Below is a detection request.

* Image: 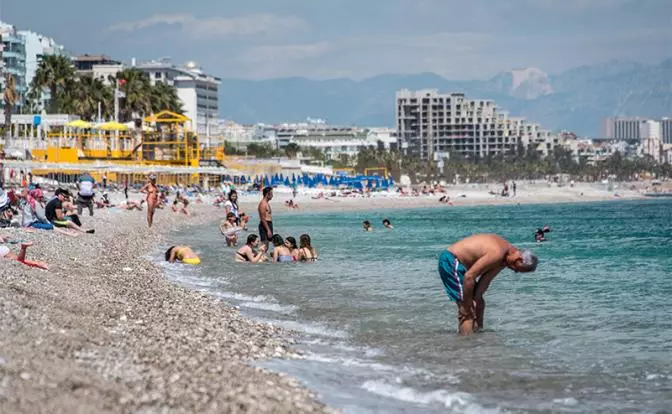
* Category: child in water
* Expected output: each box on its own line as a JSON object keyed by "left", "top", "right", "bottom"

{"left": 382, "top": 218, "right": 394, "bottom": 229}
{"left": 220, "top": 212, "right": 240, "bottom": 247}
{"left": 362, "top": 220, "right": 373, "bottom": 232}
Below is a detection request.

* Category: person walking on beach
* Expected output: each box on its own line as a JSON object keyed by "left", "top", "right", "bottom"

{"left": 438, "top": 234, "right": 538, "bottom": 335}
{"left": 141, "top": 175, "right": 159, "bottom": 228}
{"left": 258, "top": 187, "right": 273, "bottom": 248}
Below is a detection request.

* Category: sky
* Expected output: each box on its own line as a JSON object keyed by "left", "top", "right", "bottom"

{"left": 5, "top": 0, "right": 672, "bottom": 80}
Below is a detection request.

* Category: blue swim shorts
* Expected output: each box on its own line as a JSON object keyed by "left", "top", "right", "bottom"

{"left": 438, "top": 250, "right": 467, "bottom": 302}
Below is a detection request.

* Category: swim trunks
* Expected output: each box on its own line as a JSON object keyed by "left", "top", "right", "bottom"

{"left": 181, "top": 258, "right": 201, "bottom": 265}
{"left": 438, "top": 250, "right": 468, "bottom": 302}
{"left": 51, "top": 220, "right": 69, "bottom": 228}
{"left": 259, "top": 221, "right": 273, "bottom": 242}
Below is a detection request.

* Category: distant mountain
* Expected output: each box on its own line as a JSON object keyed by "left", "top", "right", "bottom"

{"left": 219, "top": 59, "right": 672, "bottom": 136}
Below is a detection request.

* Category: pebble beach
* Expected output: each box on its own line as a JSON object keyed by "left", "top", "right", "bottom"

{"left": 0, "top": 202, "right": 330, "bottom": 413}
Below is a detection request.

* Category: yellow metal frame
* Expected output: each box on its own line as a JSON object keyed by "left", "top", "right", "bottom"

{"left": 364, "top": 167, "right": 388, "bottom": 178}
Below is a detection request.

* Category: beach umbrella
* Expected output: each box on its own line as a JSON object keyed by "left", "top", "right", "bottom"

{"left": 66, "top": 119, "right": 92, "bottom": 128}
{"left": 97, "top": 121, "right": 129, "bottom": 131}
{"left": 264, "top": 176, "right": 270, "bottom": 188}
{"left": 292, "top": 173, "right": 296, "bottom": 183}
{"left": 284, "top": 177, "right": 290, "bottom": 186}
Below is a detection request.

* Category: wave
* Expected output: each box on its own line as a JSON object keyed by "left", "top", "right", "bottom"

{"left": 361, "top": 380, "right": 497, "bottom": 413}
{"left": 239, "top": 301, "right": 298, "bottom": 314}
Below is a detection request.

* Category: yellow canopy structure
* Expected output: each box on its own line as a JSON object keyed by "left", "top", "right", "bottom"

{"left": 66, "top": 119, "right": 92, "bottom": 128}
{"left": 97, "top": 121, "right": 129, "bottom": 131}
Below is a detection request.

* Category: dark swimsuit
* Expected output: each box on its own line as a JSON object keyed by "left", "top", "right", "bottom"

{"left": 236, "top": 251, "right": 251, "bottom": 262}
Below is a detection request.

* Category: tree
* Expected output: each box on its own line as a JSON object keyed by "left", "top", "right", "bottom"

{"left": 150, "top": 81, "right": 184, "bottom": 114}
{"left": 29, "top": 55, "right": 75, "bottom": 113}
{"left": 62, "top": 76, "right": 113, "bottom": 121}
{"left": 3, "top": 74, "right": 18, "bottom": 135}
{"left": 115, "top": 69, "right": 152, "bottom": 122}
{"left": 284, "top": 142, "right": 301, "bottom": 159}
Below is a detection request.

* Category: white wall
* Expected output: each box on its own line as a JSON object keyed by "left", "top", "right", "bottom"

{"left": 176, "top": 81, "right": 197, "bottom": 127}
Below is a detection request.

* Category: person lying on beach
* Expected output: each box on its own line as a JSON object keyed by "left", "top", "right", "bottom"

{"left": 0, "top": 240, "right": 49, "bottom": 269}
{"left": 165, "top": 245, "right": 201, "bottom": 265}
{"left": 119, "top": 200, "right": 144, "bottom": 211}
{"left": 235, "top": 234, "right": 268, "bottom": 263}
{"left": 298, "top": 234, "right": 318, "bottom": 262}
{"left": 438, "top": 234, "right": 538, "bottom": 335}
{"left": 172, "top": 198, "right": 189, "bottom": 215}
{"left": 439, "top": 195, "right": 453, "bottom": 205}
{"left": 284, "top": 236, "right": 300, "bottom": 260}
{"left": 362, "top": 220, "right": 373, "bottom": 232}
{"left": 220, "top": 212, "right": 240, "bottom": 247}
{"left": 382, "top": 218, "right": 394, "bottom": 229}
{"left": 271, "top": 234, "right": 295, "bottom": 263}
{"left": 45, "top": 189, "right": 95, "bottom": 234}
{"left": 95, "top": 193, "right": 116, "bottom": 209}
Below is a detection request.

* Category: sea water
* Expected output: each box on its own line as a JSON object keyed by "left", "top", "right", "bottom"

{"left": 160, "top": 199, "right": 672, "bottom": 413}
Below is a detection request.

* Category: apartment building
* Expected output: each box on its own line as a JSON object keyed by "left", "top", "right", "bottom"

{"left": 396, "top": 89, "right": 560, "bottom": 161}
{"left": 135, "top": 59, "right": 220, "bottom": 139}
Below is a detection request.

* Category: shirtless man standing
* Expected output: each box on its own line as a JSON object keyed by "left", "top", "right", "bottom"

{"left": 257, "top": 187, "right": 273, "bottom": 248}
{"left": 140, "top": 175, "right": 159, "bottom": 228}
{"left": 438, "top": 234, "right": 538, "bottom": 335}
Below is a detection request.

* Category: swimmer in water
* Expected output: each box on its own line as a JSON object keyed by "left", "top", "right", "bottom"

{"left": 382, "top": 218, "right": 394, "bottom": 229}
{"left": 437, "top": 234, "right": 538, "bottom": 335}
{"left": 165, "top": 245, "right": 201, "bottom": 265}
{"left": 534, "top": 225, "right": 551, "bottom": 242}
{"left": 362, "top": 220, "right": 373, "bottom": 232}
{"left": 235, "top": 234, "right": 268, "bottom": 263}
{"left": 271, "top": 234, "right": 294, "bottom": 263}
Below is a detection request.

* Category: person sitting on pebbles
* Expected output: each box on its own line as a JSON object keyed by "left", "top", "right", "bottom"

{"left": 0, "top": 238, "right": 49, "bottom": 269}
{"left": 165, "top": 245, "right": 201, "bottom": 265}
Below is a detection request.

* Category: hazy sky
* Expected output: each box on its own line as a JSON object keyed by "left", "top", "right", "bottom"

{"left": 6, "top": 0, "right": 672, "bottom": 80}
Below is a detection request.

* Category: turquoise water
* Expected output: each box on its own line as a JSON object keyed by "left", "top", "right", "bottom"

{"left": 163, "top": 200, "right": 672, "bottom": 413}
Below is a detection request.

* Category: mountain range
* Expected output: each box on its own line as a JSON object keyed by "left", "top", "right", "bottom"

{"left": 218, "top": 59, "right": 672, "bottom": 137}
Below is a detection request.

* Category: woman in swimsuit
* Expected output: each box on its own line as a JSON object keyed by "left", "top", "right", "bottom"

{"left": 165, "top": 245, "right": 201, "bottom": 265}
{"left": 284, "top": 236, "right": 300, "bottom": 261}
{"left": 271, "top": 234, "right": 295, "bottom": 263}
{"left": 298, "top": 234, "right": 318, "bottom": 262}
{"left": 140, "top": 175, "right": 159, "bottom": 228}
{"left": 235, "top": 234, "right": 267, "bottom": 263}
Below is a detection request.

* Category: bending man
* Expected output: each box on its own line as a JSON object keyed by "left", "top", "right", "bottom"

{"left": 438, "top": 234, "right": 538, "bottom": 335}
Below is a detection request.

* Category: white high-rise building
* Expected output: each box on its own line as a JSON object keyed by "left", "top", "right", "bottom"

{"left": 135, "top": 59, "right": 220, "bottom": 140}
{"left": 396, "top": 89, "right": 560, "bottom": 160}
{"left": 18, "top": 30, "right": 68, "bottom": 89}
{"left": 660, "top": 118, "right": 672, "bottom": 145}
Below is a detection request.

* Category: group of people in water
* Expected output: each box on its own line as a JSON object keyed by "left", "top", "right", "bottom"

{"left": 362, "top": 218, "right": 394, "bottom": 231}
{"left": 159, "top": 182, "right": 543, "bottom": 337}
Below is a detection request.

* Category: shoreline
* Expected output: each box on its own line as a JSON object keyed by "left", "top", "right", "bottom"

{"left": 0, "top": 204, "right": 330, "bottom": 413}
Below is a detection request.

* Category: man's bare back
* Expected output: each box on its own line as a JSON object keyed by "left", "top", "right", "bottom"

{"left": 448, "top": 234, "right": 512, "bottom": 270}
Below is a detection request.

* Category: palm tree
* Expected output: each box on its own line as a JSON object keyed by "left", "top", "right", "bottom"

{"left": 3, "top": 73, "right": 19, "bottom": 137}
{"left": 29, "top": 55, "right": 75, "bottom": 113}
{"left": 150, "top": 81, "right": 184, "bottom": 114}
{"left": 115, "top": 69, "right": 152, "bottom": 122}
{"left": 63, "top": 76, "right": 113, "bottom": 121}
